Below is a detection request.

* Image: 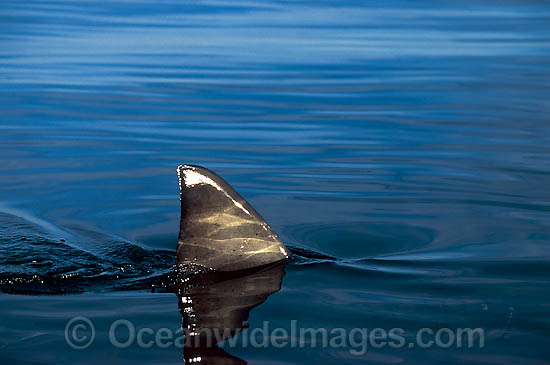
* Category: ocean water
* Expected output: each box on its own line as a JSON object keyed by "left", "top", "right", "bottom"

{"left": 1, "top": 0, "right": 550, "bottom": 363}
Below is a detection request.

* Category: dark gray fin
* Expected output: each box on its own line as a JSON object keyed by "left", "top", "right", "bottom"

{"left": 176, "top": 164, "right": 290, "bottom": 271}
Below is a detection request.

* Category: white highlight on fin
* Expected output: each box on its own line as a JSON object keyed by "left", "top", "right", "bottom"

{"left": 178, "top": 165, "right": 251, "bottom": 215}
{"left": 180, "top": 168, "right": 215, "bottom": 187}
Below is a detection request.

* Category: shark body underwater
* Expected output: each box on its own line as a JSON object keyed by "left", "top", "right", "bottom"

{"left": 0, "top": 165, "right": 299, "bottom": 362}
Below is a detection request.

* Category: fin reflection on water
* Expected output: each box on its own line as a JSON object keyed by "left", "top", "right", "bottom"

{"left": 176, "top": 263, "right": 286, "bottom": 364}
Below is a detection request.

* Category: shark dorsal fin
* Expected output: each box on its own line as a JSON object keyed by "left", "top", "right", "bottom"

{"left": 176, "top": 165, "right": 290, "bottom": 271}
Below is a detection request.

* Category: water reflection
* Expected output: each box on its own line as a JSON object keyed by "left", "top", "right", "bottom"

{"left": 175, "top": 263, "right": 286, "bottom": 364}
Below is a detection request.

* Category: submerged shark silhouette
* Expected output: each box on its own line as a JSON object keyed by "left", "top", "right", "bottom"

{"left": 176, "top": 263, "right": 286, "bottom": 364}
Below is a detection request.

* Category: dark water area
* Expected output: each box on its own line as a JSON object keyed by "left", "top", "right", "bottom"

{"left": 1, "top": 0, "right": 550, "bottom": 363}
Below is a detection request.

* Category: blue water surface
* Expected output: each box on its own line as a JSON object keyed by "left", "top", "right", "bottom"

{"left": 1, "top": 0, "right": 550, "bottom": 363}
